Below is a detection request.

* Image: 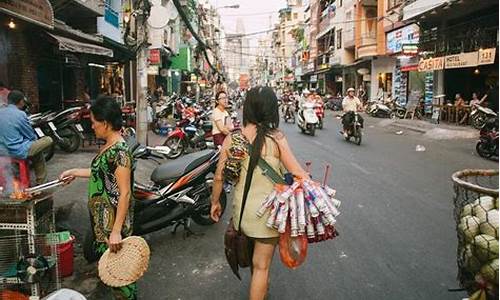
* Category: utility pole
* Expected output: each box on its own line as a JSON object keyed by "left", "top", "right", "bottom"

{"left": 135, "top": 5, "right": 150, "bottom": 146}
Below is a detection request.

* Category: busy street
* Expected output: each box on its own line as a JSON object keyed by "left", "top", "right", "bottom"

{"left": 43, "top": 114, "right": 496, "bottom": 300}
{"left": 0, "top": 0, "right": 499, "bottom": 300}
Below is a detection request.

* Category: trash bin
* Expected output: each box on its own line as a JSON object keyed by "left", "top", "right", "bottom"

{"left": 47, "top": 232, "right": 75, "bottom": 278}
{"left": 56, "top": 235, "right": 75, "bottom": 278}
{"left": 452, "top": 169, "right": 499, "bottom": 299}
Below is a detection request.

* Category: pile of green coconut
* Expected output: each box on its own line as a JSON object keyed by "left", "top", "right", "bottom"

{"left": 458, "top": 195, "right": 499, "bottom": 295}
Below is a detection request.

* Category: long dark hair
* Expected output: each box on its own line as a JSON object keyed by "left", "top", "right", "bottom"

{"left": 242, "top": 86, "right": 280, "bottom": 191}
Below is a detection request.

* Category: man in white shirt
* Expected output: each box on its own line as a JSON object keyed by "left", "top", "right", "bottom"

{"left": 341, "top": 88, "right": 364, "bottom": 137}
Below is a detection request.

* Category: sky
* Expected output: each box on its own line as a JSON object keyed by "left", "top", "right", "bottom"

{"left": 208, "top": 0, "right": 287, "bottom": 46}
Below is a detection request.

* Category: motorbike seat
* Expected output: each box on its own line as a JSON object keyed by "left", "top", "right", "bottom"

{"left": 151, "top": 149, "right": 215, "bottom": 185}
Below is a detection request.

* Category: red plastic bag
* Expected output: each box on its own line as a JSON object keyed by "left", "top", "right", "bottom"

{"left": 279, "top": 222, "right": 308, "bottom": 269}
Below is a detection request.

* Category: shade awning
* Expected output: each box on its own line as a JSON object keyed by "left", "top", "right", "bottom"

{"left": 48, "top": 33, "right": 113, "bottom": 57}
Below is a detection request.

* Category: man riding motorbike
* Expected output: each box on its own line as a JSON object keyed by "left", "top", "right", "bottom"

{"left": 341, "top": 88, "right": 364, "bottom": 138}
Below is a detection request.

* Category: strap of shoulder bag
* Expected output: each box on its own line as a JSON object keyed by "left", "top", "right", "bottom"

{"left": 248, "top": 143, "right": 286, "bottom": 185}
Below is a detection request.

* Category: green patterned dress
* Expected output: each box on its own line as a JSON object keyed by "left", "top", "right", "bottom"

{"left": 88, "top": 141, "right": 136, "bottom": 300}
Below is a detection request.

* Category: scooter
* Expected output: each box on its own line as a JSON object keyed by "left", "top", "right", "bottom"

{"left": 471, "top": 105, "right": 498, "bottom": 129}
{"left": 297, "top": 102, "right": 319, "bottom": 136}
{"left": 83, "top": 141, "right": 227, "bottom": 263}
{"left": 162, "top": 113, "right": 213, "bottom": 159}
{"left": 342, "top": 111, "right": 362, "bottom": 145}
{"left": 367, "top": 101, "right": 395, "bottom": 118}
{"left": 476, "top": 116, "right": 498, "bottom": 159}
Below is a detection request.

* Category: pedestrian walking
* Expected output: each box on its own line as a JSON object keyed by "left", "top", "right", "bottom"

{"left": 212, "top": 90, "right": 232, "bottom": 147}
{"left": 210, "top": 86, "right": 309, "bottom": 300}
{"left": 59, "top": 96, "right": 136, "bottom": 300}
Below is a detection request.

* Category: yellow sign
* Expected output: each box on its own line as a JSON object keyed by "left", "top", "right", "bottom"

{"left": 445, "top": 52, "right": 478, "bottom": 69}
{"left": 418, "top": 57, "right": 444, "bottom": 72}
{"left": 478, "top": 48, "right": 496, "bottom": 65}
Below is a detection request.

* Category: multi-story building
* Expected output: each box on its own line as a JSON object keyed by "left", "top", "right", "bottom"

{"left": 397, "top": 0, "right": 498, "bottom": 114}
{"left": 273, "top": 0, "right": 305, "bottom": 90}
{"left": 225, "top": 18, "right": 250, "bottom": 85}
{"left": 0, "top": 0, "right": 142, "bottom": 112}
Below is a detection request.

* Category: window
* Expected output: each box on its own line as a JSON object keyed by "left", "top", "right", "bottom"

{"left": 293, "top": 13, "right": 298, "bottom": 20}
{"left": 336, "top": 29, "right": 342, "bottom": 49}
{"left": 161, "top": 0, "right": 168, "bottom": 6}
{"left": 338, "top": 0, "right": 342, "bottom": 7}
{"left": 387, "top": 0, "right": 403, "bottom": 10}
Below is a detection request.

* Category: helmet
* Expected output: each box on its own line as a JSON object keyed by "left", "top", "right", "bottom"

{"left": 347, "top": 88, "right": 355, "bottom": 93}
{"left": 303, "top": 89, "right": 310, "bottom": 95}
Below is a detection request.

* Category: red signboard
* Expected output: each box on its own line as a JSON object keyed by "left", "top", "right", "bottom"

{"left": 148, "top": 49, "right": 161, "bottom": 65}
{"left": 401, "top": 64, "right": 418, "bottom": 72}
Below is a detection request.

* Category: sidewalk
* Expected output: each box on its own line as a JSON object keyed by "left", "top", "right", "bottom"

{"left": 377, "top": 118, "right": 479, "bottom": 140}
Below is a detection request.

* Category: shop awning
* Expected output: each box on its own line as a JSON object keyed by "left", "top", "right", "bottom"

{"left": 103, "top": 37, "right": 134, "bottom": 60}
{"left": 47, "top": 33, "right": 113, "bottom": 57}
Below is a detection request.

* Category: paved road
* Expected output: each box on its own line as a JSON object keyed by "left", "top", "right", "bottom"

{"left": 50, "top": 113, "right": 497, "bottom": 300}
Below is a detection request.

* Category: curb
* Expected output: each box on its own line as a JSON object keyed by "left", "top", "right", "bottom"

{"left": 389, "top": 122, "right": 428, "bottom": 134}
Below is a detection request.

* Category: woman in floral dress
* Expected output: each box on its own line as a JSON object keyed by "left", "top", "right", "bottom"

{"left": 60, "top": 96, "right": 135, "bottom": 300}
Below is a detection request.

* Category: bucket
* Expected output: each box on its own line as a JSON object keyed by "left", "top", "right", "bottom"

{"left": 56, "top": 235, "right": 75, "bottom": 277}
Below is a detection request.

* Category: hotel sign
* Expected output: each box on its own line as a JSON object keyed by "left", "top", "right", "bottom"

{"left": 478, "top": 48, "right": 496, "bottom": 65}
{"left": 419, "top": 49, "right": 496, "bottom": 72}
{"left": 445, "top": 52, "right": 478, "bottom": 69}
{"left": 0, "top": 0, "right": 54, "bottom": 29}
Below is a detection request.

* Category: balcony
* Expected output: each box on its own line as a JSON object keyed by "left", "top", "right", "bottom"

{"left": 344, "top": 25, "right": 355, "bottom": 49}
{"left": 356, "top": 32, "right": 377, "bottom": 58}
{"left": 51, "top": 0, "right": 104, "bottom": 17}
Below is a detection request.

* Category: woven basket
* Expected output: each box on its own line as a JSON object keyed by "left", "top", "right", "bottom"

{"left": 98, "top": 236, "right": 150, "bottom": 287}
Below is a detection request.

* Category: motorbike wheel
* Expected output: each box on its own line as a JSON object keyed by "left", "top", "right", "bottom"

{"left": 396, "top": 110, "right": 406, "bottom": 119}
{"left": 309, "top": 126, "right": 316, "bottom": 137}
{"left": 476, "top": 141, "right": 492, "bottom": 158}
{"left": 355, "top": 130, "right": 362, "bottom": 145}
{"left": 390, "top": 112, "right": 397, "bottom": 119}
{"left": 163, "top": 136, "right": 185, "bottom": 159}
{"left": 191, "top": 186, "right": 227, "bottom": 226}
{"left": 291, "top": 115, "right": 296, "bottom": 124}
{"left": 59, "top": 128, "right": 81, "bottom": 153}
{"left": 472, "top": 116, "right": 485, "bottom": 130}
{"left": 83, "top": 227, "right": 99, "bottom": 263}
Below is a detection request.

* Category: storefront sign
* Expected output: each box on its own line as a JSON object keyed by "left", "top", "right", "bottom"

{"left": 148, "top": 49, "right": 161, "bottom": 65}
{"left": 478, "top": 48, "right": 496, "bottom": 65}
{"left": 0, "top": 0, "right": 54, "bottom": 29}
{"left": 418, "top": 57, "right": 444, "bottom": 72}
{"left": 147, "top": 65, "right": 159, "bottom": 75}
{"left": 401, "top": 64, "right": 418, "bottom": 72}
{"left": 445, "top": 52, "right": 478, "bottom": 69}
{"left": 402, "top": 44, "right": 418, "bottom": 56}
{"left": 386, "top": 24, "right": 420, "bottom": 54}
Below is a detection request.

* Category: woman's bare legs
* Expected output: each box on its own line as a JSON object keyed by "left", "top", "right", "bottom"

{"left": 249, "top": 241, "right": 276, "bottom": 300}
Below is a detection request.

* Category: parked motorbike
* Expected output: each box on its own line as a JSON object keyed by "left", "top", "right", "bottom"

{"left": 83, "top": 141, "right": 227, "bottom": 262}
{"left": 325, "top": 95, "right": 342, "bottom": 111}
{"left": 476, "top": 116, "right": 498, "bottom": 159}
{"left": 471, "top": 105, "right": 498, "bottom": 129}
{"left": 367, "top": 100, "right": 395, "bottom": 118}
{"left": 342, "top": 111, "right": 362, "bottom": 145}
{"left": 29, "top": 107, "right": 84, "bottom": 153}
{"left": 162, "top": 114, "right": 213, "bottom": 159}
{"left": 297, "top": 102, "right": 319, "bottom": 136}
